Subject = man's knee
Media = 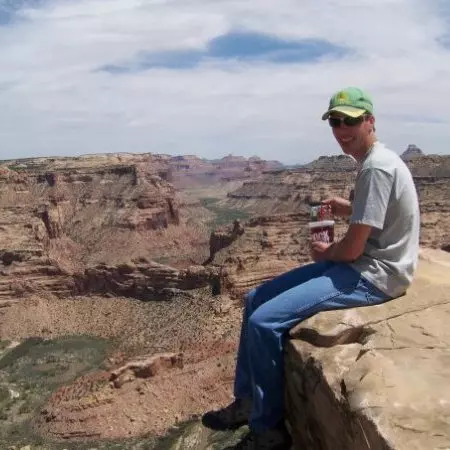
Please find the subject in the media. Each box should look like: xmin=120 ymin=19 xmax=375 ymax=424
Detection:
xmin=248 ymin=307 xmax=270 ymax=331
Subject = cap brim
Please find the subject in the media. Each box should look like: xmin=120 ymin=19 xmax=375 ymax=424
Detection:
xmin=321 ymin=106 xmax=366 ymax=120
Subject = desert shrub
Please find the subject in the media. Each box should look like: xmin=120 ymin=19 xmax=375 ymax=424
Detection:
xmin=0 ymin=386 xmax=9 ymax=403
xmin=199 ymin=198 xmax=251 ymax=228
xmin=18 ymin=401 xmax=33 ymax=414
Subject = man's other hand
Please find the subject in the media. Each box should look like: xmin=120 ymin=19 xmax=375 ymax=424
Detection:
xmin=310 ymin=240 xmax=332 ymax=262
xmin=322 ymin=197 xmax=352 ymax=217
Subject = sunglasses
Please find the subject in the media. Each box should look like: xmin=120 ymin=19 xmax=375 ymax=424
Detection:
xmin=328 ymin=115 xmax=366 ymax=128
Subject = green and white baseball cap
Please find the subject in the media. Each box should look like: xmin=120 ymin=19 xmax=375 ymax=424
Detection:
xmin=322 ymin=87 xmax=374 ymax=120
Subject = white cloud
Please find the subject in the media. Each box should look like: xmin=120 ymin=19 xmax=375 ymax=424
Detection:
xmin=0 ymin=0 xmax=449 ymax=163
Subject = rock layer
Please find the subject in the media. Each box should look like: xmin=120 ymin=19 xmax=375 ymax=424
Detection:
xmin=225 ymin=168 xmax=450 ymax=251
xmin=75 ymin=261 xmax=219 ymax=300
xmin=207 ymin=213 xmax=348 ymax=299
xmin=0 ymin=158 xmax=208 ymax=304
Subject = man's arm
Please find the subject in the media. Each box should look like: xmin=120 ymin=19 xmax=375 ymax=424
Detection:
xmin=328 ymin=223 xmax=372 ymax=261
xmin=322 ymin=197 xmax=352 ymax=218
xmin=330 ymin=168 xmax=393 ymax=260
xmin=313 ymin=168 xmax=393 ymax=263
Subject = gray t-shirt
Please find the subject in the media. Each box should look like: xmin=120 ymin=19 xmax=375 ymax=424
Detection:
xmin=350 ymin=141 xmax=420 ymax=297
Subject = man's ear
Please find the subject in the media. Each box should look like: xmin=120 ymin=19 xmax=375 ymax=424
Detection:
xmin=367 ymin=114 xmax=376 ymax=133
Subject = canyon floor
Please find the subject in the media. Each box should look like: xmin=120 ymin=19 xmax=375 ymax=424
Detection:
xmin=0 ymin=162 xmax=252 ymax=449
xmin=0 ymin=292 xmax=245 ymax=449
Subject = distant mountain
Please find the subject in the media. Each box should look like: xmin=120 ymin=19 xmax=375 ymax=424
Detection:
xmin=401 ymin=144 xmax=425 ymax=161
xmin=169 ymin=154 xmax=285 ymax=188
xmin=302 ymin=154 xmax=356 ymax=171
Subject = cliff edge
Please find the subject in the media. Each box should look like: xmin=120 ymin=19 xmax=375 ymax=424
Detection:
xmin=285 ymin=249 xmax=450 ymax=450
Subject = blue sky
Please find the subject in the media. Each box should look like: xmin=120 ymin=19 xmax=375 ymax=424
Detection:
xmin=0 ymin=0 xmax=450 ymax=163
xmin=101 ymin=32 xmax=346 ymax=72
xmin=436 ymin=0 xmax=450 ymax=48
xmin=0 ymin=0 xmax=45 ymax=25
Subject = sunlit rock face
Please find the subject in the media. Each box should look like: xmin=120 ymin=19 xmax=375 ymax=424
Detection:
xmin=285 ymin=251 xmax=450 ymax=450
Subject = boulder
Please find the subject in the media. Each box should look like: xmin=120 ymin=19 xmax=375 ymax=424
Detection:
xmin=110 ymin=353 xmax=184 ymax=388
xmin=285 ymin=252 xmax=450 ymax=449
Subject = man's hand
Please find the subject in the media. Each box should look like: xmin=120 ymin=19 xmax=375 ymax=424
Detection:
xmin=322 ymin=197 xmax=352 ymax=218
xmin=310 ymin=223 xmax=372 ymax=263
xmin=310 ymin=240 xmax=332 ymax=262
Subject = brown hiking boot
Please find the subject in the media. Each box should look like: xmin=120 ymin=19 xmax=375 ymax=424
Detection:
xmin=201 ymin=398 xmax=251 ymax=430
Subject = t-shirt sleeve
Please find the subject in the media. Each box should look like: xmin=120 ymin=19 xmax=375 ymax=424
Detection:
xmin=350 ymin=168 xmax=393 ymax=229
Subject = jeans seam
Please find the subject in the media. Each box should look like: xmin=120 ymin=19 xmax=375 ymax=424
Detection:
xmin=297 ymin=286 xmax=349 ymax=316
xmin=358 ymin=277 xmax=373 ymax=303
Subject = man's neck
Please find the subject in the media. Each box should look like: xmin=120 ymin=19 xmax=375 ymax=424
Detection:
xmin=353 ymin=136 xmax=378 ymax=162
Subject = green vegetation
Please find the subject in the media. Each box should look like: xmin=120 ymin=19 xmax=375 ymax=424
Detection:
xmin=0 ymin=335 xmax=112 ymax=448
xmin=6 ymin=165 xmax=22 ymax=172
xmin=0 ymin=336 xmax=243 ymax=449
xmin=200 ymin=197 xmax=250 ymax=228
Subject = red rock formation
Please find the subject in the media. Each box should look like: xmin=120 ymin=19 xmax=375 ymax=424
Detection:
xmin=110 ymin=353 xmax=184 ymax=388
xmin=168 ymin=154 xmax=284 ymax=189
xmin=205 ymin=213 xmax=348 ymax=299
xmin=206 ymin=220 xmax=245 ymax=264
xmin=74 ymin=261 xmax=219 ymax=300
xmin=225 ymin=170 xmax=355 ymax=215
xmin=0 ymin=156 xmax=204 ymax=305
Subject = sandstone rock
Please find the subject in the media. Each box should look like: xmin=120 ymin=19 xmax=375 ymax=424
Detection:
xmin=285 ymin=252 xmax=450 ymax=450
xmin=0 ymin=155 xmax=200 ymax=305
xmin=211 ymin=295 xmax=233 ymax=316
xmin=405 ymin=155 xmax=450 ymax=177
xmin=169 ymin=153 xmax=283 ymax=189
xmin=304 ymin=154 xmax=357 ymax=171
xmin=225 ymin=169 xmax=356 ymax=216
xmin=110 ymin=353 xmax=184 ymax=388
xmin=415 ymin=177 xmax=450 ymax=250
xmin=224 ymin=165 xmax=450 ymax=252
xmin=206 ymin=213 xmax=349 ymax=299
xmin=206 ymin=220 xmax=244 ymax=264
xmin=75 ymin=261 xmax=219 ymax=300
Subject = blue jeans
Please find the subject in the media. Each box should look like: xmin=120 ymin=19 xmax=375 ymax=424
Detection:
xmin=233 ymin=261 xmax=392 ymax=432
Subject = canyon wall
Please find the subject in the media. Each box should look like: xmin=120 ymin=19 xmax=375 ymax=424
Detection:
xmin=0 ymin=158 xmax=202 ymax=307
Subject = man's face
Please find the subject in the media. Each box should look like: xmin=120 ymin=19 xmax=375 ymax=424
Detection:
xmin=329 ymin=113 xmax=375 ymax=156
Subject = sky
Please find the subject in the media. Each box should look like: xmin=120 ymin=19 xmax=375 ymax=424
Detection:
xmin=1 ymin=0 xmax=450 ymax=164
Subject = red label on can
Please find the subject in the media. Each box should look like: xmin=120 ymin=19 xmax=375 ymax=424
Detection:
xmin=310 ymin=225 xmax=334 ymax=243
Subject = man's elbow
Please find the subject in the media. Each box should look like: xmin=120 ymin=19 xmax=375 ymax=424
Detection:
xmin=343 ymin=242 xmax=364 ymax=262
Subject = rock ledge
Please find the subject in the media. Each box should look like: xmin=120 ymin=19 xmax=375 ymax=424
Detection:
xmin=285 ymin=251 xmax=450 ymax=450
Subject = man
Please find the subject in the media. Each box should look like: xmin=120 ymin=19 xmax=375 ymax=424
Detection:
xmin=202 ymin=87 xmax=420 ymax=449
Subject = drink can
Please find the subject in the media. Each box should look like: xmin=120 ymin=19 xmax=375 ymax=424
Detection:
xmin=308 ymin=220 xmax=335 ymax=244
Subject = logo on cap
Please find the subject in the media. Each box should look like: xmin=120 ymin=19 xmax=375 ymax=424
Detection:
xmin=336 ymin=91 xmax=349 ymax=104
